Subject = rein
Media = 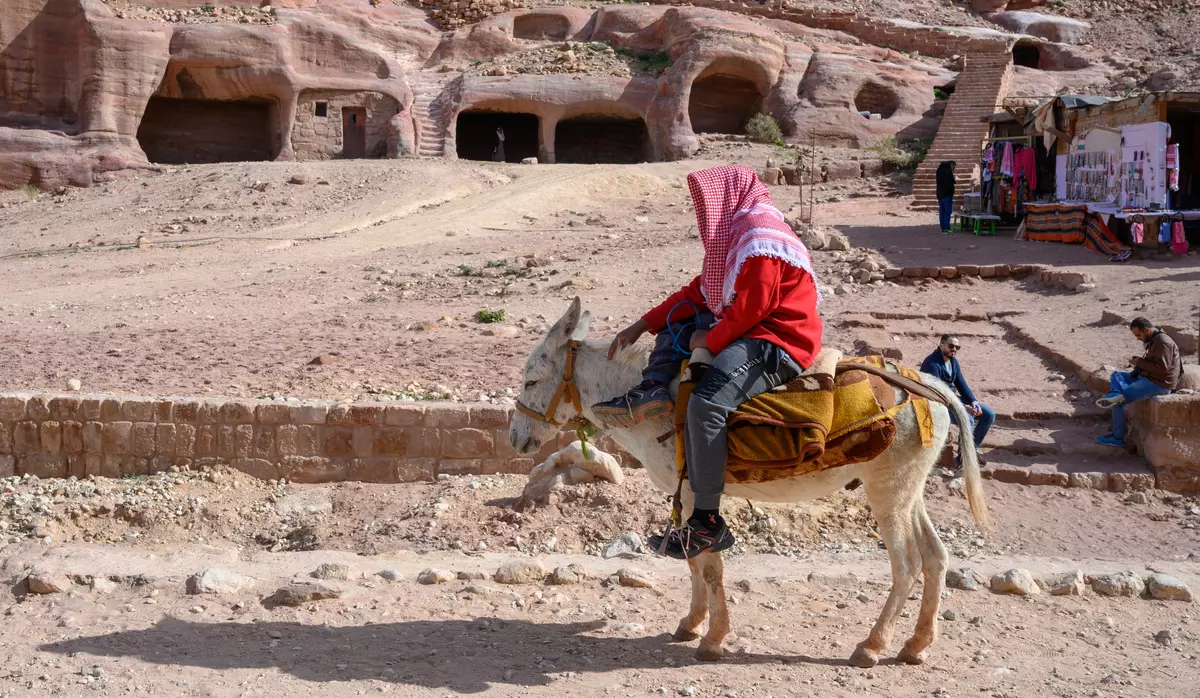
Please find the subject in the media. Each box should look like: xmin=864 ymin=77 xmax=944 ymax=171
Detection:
xmin=514 ymin=339 xmax=597 ymax=453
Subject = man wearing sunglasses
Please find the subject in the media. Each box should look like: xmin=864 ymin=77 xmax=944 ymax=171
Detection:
xmin=920 ymin=334 xmax=994 ymax=471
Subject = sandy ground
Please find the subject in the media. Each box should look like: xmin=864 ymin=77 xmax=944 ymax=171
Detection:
xmin=3 ymin=153 xmax=1200 ymax=696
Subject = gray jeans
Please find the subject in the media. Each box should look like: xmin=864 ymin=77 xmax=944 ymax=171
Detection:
xmin=643 ymin=314 xmax=802 ymax=511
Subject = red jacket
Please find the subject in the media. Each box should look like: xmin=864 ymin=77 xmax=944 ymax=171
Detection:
xmin=641 ymin=257 xmax=822 ymax=370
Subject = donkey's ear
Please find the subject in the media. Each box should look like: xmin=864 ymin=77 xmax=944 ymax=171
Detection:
xmin=548 ymin=296 xmax=583 ymax=341
xmin=569 ymin=310 xmax=593 ymax=343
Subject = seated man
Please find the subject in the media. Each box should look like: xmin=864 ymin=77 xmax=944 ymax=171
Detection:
xmin=1096 ymin=317 xmax=1182 ymax=447
xmin=920 ymin=334 xmax=994 ymax=468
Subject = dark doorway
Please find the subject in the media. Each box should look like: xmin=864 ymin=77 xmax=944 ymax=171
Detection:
xmin=1167 ymin=106 xmax=1200 ymax=211
xmin=555 ymin=117 xmax=650 ymax=164
xmin=456 ymin=111 xmax=539 ymax=162
xmin=854 ymin=83 xmax=900 ymax=118
xmin=137 ymin=97 xmax=273 ymax=164
xmin=342 ymin=107 xmax=367 ymax=158
xmin=512 ymin=13 xmax=570 ymax=41
xmin=1012 ymin=41 xmax=1041 ymax=69
xmin=689 ymin=73 xmax=762 ymax=134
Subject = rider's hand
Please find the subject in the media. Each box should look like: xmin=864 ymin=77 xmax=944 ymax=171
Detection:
xmin=608 ymin=318 xmax=650 ymax=360
xmin=689 ymin=329 xmax=709 ymax=352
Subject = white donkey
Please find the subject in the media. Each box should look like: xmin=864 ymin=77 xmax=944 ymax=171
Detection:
xmin=510 ymin=298 xmax=988 ymax=667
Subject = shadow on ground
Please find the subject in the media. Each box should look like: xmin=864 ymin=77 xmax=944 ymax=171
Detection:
xmin=40 ymin=617 xmax=848 ymax=692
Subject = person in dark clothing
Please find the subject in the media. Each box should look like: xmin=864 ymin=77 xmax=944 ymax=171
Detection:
xmin=935 ymin=160 xmax=957 ymax=234
xmin=1096 ymin=317 xmax=1182 ymax=447
xmin=920 ymin=333 xmax=993 ymax=469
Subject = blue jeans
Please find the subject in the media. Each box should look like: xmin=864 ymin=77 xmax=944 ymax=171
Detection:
xmin=949 ymin=402 xmax=995 ymax=461
xmin=1107 ymin=371 xmax=1171 ymax=440
xmin=938 ymin=196 xmax=954 ymax=232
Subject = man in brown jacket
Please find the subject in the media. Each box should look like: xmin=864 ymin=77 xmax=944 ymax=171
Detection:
xmin=1096 ymin=317 xmax=1181 ymax=447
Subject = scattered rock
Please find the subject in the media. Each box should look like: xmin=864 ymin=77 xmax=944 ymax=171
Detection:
xmin=735 ymin=579 xmax=752 ymax=593
xmin=617 ymin=567 xmax=654 ymax=589
xmin=66 ymin=379 xmax=82 ymax=392
xmin=274 ymin=491 xmax=333 ymax=516
xmin=1145 ymin=573 xmax=1193 ymax=602
xmin=457 ymin=571 xmax=487 ymax=581
xmin=271 ymin=580 xmax=342 ymax=606
xmin=990 ymin=569 xmax=1040 ymax=596
xmin=941 ymin=609 xmax=957 ymax=621
xmin=417 ymin=568 xmax=455 ymax=585
xmin=550 ymin=564 xmax=586 ymax=585
xmin=1154 ymin=629 xmax=1175 ymax=646
xmin=1124 ymin=492 xmax=1149 ymax=505
xmin=1090 ymin=571 xmax=1145 ymax=597
xmin=288 ymin=174 xmax=309 ymax=185
xmin=91 ymin=577 xmax=119 ymax=594
xmin=309 ymin=354 xmax=342 ymax=366
xmin=494 ymin=560 xmax=548 ymax=585
xmin=27 ymin=569 xmax=72 ymax=595
xmin=826 ymin=232 xmax=852 ymax=251
xmin=377 ymin=569 xmax=402 ymax=582
xmin=602 ymin=532 xmax=644 ymax=559
xmin=1042 ymin=570 xmax=1085 ymax=596
xmin=310 ymin=563 xmax=353 ymax=581
xmin=188 ymin=569 xmax=256 ymax=595
xmin=520 ymin=157 xmax=538 ymax=165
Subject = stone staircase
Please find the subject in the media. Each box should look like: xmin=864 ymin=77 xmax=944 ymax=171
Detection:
xmin=911 ymin=53 xmax=1013 ymax=211
xmin=409 ymin=73 xmax=459 ymax=158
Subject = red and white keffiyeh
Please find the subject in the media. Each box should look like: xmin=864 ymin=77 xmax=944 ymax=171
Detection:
xmin=687 ymin=165 xmax=819 ymax=318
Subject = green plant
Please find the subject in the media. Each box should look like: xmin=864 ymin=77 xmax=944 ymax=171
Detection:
xmin=745 ymin=113 xmax=783 ymax=144
xmin=476 ymin=307 xmax=506 ymax=323
xmin=200 ymin=4 xmax=215 ymax=14
xmin=485 ymin=259 xmax=507 ymax=268
xmin=611 ymin=45 xmax=672 ymax=76
xmin=457 ymin=264 xmax=480 ymax=276
xmin=934 ymin=87 xmax=950 ymax=101
xmin=22 ymin=184 xmax=40 ymax=201
xmin=866 ymin=137 xmax=933 ymax=170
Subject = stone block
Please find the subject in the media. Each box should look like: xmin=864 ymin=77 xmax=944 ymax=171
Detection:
xmin=234 ymin=425 xmax=254 ymax=457
xmin=176 ymin=424 xmax=196 ymax=456
xmin=277 ymin=424 xmax=299 ymax=456
xmin=470 ymin=405 xmax=511 ymax=428
xmin=1147 ymin=395 xmax=1200 ymax=427
xmin=197 ymin=400 xmax=222 ymax=424
xmin=861 ymin=159 xmax=884 ymax=177
xmin=132 ymin=422 xmax=156 ymax=457
xmin=1068 ymin=471 xmax=1107 ymax=490
xmin=0 ymin=455 xmax=13 ymax=478
xmin=395 ymin=457 xmax=437 ymax=482
xmin=26 ymin=396 xmax=51 ymax=420
xmin=154 ymin=424 xmax=176 ymax=456
xmin=79 ymin=398 xmax=102 ymax=421
xmin=424 ymin=404 xmax=470 ymax=427
xmin=903 ymin=266 xmax=938 ymax=278
xmin=1027 ymin=471 xmax=1068 ymax=487
xmin=328 ymin=404 xmax=383 ymax=427
xmin=154 ymin=400 xmax=173 ymax=422
xmin=1010 ymin=264 xmax=1037 ymax=278
xmin=0 ymin=424 xmax=10 ymax=454
xmin=216 ymin=425 xmax=236 ymax=457
xmin=957 ymin=264 xmax=980 ymax=277
xmin=280 ymin=456 xmax=346 ymax=483
xmin=823 ymin=160 xmax=861 ymax=181
xmin=438 ymin=458 xmax=482 ymax=476
xmin=441 ymin=428 xmax=493 ymax=458
xmin=196 ymin=425 xmax=217 ymax=456
xmin=349 ymin=458 xmax=402 ymax=483
xmin=172 ymin=400 xmax=200 ymax=422
xmin=22 ymin=454 xmax=66 ymax=478
xmin=0 ymin=396 xmax=27 ymax=421
xmin=61 ymin=422 xmax=83 ymax=454
xmin=978 ymin=265 xmax=997 ymax=278
xmin=48 ymin=397 xmax=80 ymax=421
xmin=256 ymin=403 xmax=290 ymax=424
xmin=100 ymin=398 xmax=122 ymax=421
xmin=324 ymin=426 xmax=354 ymax=457
xmin=220 ymin=400 xmax=256 ymax=424
xmin=65 ymin=456 xmax=84 ymax=478
xmin=986 ymin=463 xmax=1029 ymax=485
xmin=100 ymin=455 xmax=122 ymax=478
xmin=231 ymin=458 xmax=279 ymax=481
xmin=353 ymin=427 xmax=373 ymax=457
xmin=993 ymin=264 xmax=1011 ymax=279
xmin=382 ymin=404 xmax=425 ymax=426
xmin=82 ymin=422 xmax=103 ymax=453
xmin=939 ymin=266 xmax=959 ymax=279
xmin=121 ymin=398 xmax=155 ymax=422
xmin=298 ymin=425 xmax=320 ymax=456
xmin=253 ymin=426 xmax=276 ymax=459
xmin=373 ymin=428 xmax=409 ymax=457
xmin=294 ymin=404 xmax=330 ymax=425
xmin=40 ymin=421 xmax=62 ymax=454
xmin=883 ymin=267 xmax=903 ymax=279
xmin=14 ymin=422 xmax=41 ymax=454
xmin=102 ymin=422 xmax=132 ymax=455
xmin=485 ymin=457 xmax=536 ymax=475
xmin=493 ymin=429 xmax=520 ymax=458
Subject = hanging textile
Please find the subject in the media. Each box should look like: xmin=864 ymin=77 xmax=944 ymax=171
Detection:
xmin=1000 ymin=143 xmax=1015 ymax=177
xmin=1013 ymin=147 xmax=1037 ymax=191
xmin=1159 ymin=220 xmax=1172 ymax=244
xmin=1083 ymin=213 xmax=1132 ymax=262
xmin=1131 ymin=219 xmax=1145 ymax=244
xmin=1172 ymin=219 xmax=1189 ymax=255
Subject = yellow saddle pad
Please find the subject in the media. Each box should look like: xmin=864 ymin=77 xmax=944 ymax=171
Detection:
xmin=674 ymin=355 xmax=935 ymax=485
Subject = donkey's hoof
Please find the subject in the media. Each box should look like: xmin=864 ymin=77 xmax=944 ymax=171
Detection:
xmin=695 ymin=644 xmax=724 ymax=662
xmin=897 ymin=646 xmax=927 ymax=666
xmin=848 ymin=645 xmax=880 ymax=668
xmin=672 ymin=626 xmax=702 ymax=642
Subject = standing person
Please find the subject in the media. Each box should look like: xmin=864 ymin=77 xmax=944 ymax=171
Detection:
xmin=1096 ymin=317 xmax=1182 ymax=447
xmin=920 ymin=334 xmax=994 ymax=469
xmin=936 ymin=160 xmax=957 ymax=234
xmin=492 ymin=127 xmax=506 ymax=162
xmin=591 ymin=165 xmax=823 ymax=559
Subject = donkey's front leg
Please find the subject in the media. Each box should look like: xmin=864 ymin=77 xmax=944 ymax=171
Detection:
xmin=695 ymin=551 xmax=729 ymax=661
xmin=673 ymin=556 xmax=708 ymax=642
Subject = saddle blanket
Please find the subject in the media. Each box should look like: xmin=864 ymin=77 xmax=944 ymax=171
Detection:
xmin=674 ymin=352 xmax=936 ymax=485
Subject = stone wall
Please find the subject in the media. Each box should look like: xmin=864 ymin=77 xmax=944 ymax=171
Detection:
xmin=1128 ymin=394 xmax=1200 ymax=494
xmin=418 ymin=0 xmax=530 ymax=29
xmin=292 ymin=91 xmax=400 ymax=160
xmin=0 ymin=393 xmax=634 ymax=483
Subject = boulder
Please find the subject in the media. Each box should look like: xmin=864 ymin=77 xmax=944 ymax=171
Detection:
xmin=946 ymin=567 xmax=983 ymax=591
xmin=602 ymin=532 xmax=645 ymax=559
xmin=990 ymin=569 xmax=1040 ymax=596
xmin=550 ymin=564 xmax=587 ymax=585
xmin=271 ymin=580 xmax=343 ymax=606
xmin=1040 ymin=570 xmax=1085 ymax=596
xmin=417 ymin=568 xmax=455 ymax=585
xmin=188 ymin=569 xmax=256 ymax=595
xmin=826 ymin=232 xmax=852 ymax=251
xmin=310 ymin=563 xmax=353 ymax=581
xmin=617 ymin=567 xmax=654 ymax=589
xmin=1089 ymin=570 xmax=1145 ymax=597
xmin=494 ymin=559 xmax=548 ymax=585
xmin=984 ymin=11 xmax=1090 ymax=44
xmin=27 ymin=569 xmax=72 ymax=595
xmin=1145 ymin=573 xmax=1193 ymax=602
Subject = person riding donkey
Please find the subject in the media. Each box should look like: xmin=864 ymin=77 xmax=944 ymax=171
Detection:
xmin=591 ymin=165 xmax=823 ymax=559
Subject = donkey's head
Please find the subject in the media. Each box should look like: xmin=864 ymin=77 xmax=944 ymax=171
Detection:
xmin=509 ymin=297 xmax=592 ymax=455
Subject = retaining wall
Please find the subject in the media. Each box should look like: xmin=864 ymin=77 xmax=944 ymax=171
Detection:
xmin=0 ymin=393 xmax=633 ymax=483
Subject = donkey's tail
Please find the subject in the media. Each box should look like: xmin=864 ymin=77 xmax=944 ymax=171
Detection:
xmin=926 ymin=377 xmax=990 ymax=532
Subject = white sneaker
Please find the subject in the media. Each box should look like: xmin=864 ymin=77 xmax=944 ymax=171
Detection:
xmin=1095 ymin=394 xmax=1126 ymax=409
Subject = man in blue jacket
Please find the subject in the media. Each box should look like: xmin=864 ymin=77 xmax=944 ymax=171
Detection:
xmin=920 ymin=334 xmax=994 ymax=468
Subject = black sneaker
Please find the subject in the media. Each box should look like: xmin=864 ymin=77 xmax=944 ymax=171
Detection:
xmin=591 ymin=382 xmax=673 ymax=429
xmin=647 ymin=518 xmax=735 ymax=560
